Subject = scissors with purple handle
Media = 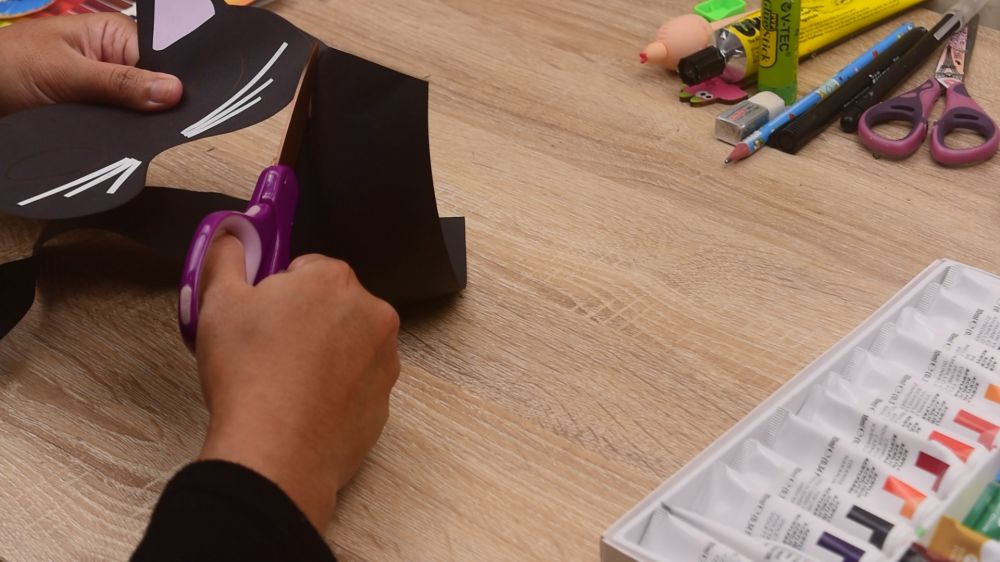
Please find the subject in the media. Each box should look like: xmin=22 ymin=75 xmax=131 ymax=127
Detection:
xmin=859 ymin=18 xmax=998 ymax=166
xmin=178 ymin=165 xmax=299 ymax=349
xmin=178 ymin=43 xmax=317 ymax=350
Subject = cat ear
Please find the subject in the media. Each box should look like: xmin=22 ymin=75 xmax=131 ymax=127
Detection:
xmin=136 ymin=0 xmax=222 ymax=56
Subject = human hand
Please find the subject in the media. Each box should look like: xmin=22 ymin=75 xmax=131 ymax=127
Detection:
xmin=0 ymin=13 xmax=182 ymax=116
xmin=194 ymin=235 xmax=401 ymax=531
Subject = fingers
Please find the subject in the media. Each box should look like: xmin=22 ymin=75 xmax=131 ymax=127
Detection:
xmin=72 ymin=59 xmax=182 ymax=111
xmin=201 ymin=234 xmax=251 ymax=298
xmin=287 ymin=253 xmax=333 ymax=272
xmin=91 ymin=13 xmax=142 ymax=66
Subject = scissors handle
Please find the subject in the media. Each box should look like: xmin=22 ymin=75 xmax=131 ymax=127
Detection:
xmin=929 ymin=83 xmax=1000 ymax=167
xmin=858 ymin=78 xmax=942 ymax=159
xmin=178 ymin=165 xmax=299 ymax=350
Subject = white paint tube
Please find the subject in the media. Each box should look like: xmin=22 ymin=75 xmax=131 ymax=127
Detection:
xmin=667 ymin=505 xmax=826 ymax=561
xmin=844 ymin=347 xmax=1000 ymax=450
xmin=798 ymin=384 xmax=971 ymax=490
xmin=887 ymin=267 xmax=1000 ymax=379
xmin=761 ymin=408 xmax=941 ymax=524
xmin=938 ymin=265 xmax=1000 ymax=312
xmin=639 ymin=504 xmax=754 ymax=562
xmin=916 ymin=275 xmax=1000 ymax=360
xmin=731 ymin=439 xmax=917 ymax=554
xmin=896 ymin=304 xmax=1000 ymax=378
xmin=869 ymin=322 xmax=1000 ymax=421
xmin=688 ymin=463 xmax=887 ymax=562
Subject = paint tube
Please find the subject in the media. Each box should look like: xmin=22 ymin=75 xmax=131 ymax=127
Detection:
xmin=798 ymin=384 xmax=974 ymax=477
xmin=731 ymin=439 xmax=916 ymax=553
xmin=639 ymin=504 xmax=754 ymax=561
xmin=690 ymin=463 xmax=887 ymax=562
xmin=761 ymin=408 xmax=941 ymax=523
xmin=965 ymin=477 xmax=1000 ymax=540
xmin=896 ymin=303 xmax=1000 ymax=377
xmin=818 ymin=374 xmax=986 ymax=466
xmin=928 ymin=517 xmax=1000 ymax=562
xmin=900 ymin=269 xmax=1000 ymax=371
xmin=939 ymin=265 xmax=1000 ymax=311
xmin=869 ymin=322 xmax=1000 ymax=418
xmin=668 ymin=505 xmax=826 ymax=562
xmin=765 ymin=402 xmax=964 ymax=496
xmin=902 ymin=544 xmax=952 ymax=561
xmin=678 ymin=0 xmax=926 ymax=84
xmin=844 ymin=347 xmax=1000 ymax=450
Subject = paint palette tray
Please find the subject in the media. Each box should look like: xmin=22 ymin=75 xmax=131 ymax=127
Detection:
xmin=601 ymin=259 xmax=1000 ymax=562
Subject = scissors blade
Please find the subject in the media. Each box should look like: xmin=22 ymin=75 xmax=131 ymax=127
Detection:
xmin=276 ymin=41 xmax=319 ymax=167
xmin=935 ymin=17 xmax=978 ymax=88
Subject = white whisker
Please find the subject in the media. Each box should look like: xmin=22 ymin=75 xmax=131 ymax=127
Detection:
xmin=18 ymin=158 xmax=136 ymax=206
xmin=184 ymin=97 xmax=263 ymax=139
xmin=181 ymin=42 xmax=287 ymax=136
xmin=182 ymin=78 xmax=274 ymax=138
xmin=106 ymin=159 xmax=143 ymax=195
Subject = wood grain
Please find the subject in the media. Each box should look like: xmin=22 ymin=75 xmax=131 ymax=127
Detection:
xmin=2 ymin=1 xmax=1000 ymax=560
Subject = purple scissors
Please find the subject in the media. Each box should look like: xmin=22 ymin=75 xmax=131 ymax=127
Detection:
xmin=859 ymin=18 xmax=998 ymax=167
xmin=178 ymin=43 xmax=316 ymax=350
xmin=178 ymin=165 xmax=298 ymax=349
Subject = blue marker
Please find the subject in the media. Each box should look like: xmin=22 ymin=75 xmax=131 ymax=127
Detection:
xmin=725 ymin=22 xmax=917 ymax=164
xmin=0 ymin=0 xmax=55 ymax=18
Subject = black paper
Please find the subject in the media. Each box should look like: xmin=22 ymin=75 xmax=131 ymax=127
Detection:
xmin=0 ymin=2 xmax=467 ymax=342
xmin=293 ymin=47 xmax=467 ymax=304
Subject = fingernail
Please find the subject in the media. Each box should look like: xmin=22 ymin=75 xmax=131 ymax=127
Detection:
xmin=149 ymin=77 xmax=178 ymax=105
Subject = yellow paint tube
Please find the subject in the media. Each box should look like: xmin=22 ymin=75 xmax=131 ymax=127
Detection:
xmin=928 ymin=516 xmax=1000 ymax=561
xmin=678 ymin=0 xmax=927 ymax=85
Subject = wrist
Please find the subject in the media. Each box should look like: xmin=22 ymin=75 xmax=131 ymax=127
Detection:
xmin=199 ymin=410 xmax=339 ymax=531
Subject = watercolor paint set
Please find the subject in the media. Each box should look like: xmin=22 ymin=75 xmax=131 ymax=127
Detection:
xmin=602 ymin=260 xmax=1000 ymax=562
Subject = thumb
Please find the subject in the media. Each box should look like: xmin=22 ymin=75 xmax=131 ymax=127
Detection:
xmin=73 ymin=59 xmax=182 ymax=111
xmin=201 ymin=234 xmax=251 ymax=301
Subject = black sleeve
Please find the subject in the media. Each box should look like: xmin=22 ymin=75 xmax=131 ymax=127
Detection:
xmin=132 ymin=460 xmax=337 ymax=561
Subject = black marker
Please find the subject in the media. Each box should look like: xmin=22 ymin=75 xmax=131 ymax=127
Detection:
xmin=840 ymin=0 xmax=986 ymax=133
xmin=770 ymin=26 xmax=926 ymax=154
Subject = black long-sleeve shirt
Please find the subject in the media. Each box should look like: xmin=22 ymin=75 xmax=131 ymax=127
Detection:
xmin=132 ymin=460 xmax=337 ymax=561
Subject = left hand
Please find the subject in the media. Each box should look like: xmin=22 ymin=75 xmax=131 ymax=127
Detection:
xmin=0 ymin=13 xmax=183 ymax=116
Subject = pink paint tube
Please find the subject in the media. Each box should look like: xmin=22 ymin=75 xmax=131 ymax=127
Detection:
xmin=869 ymin=322 xmax=1000 ymax=419
xmin=689 ymin=465 xmax=886 ymax=562
xmin=817 ymin=375 xmax=986 ymax=466
xmin=798 ymin=384 xmax=974 ymax=477
xmin=844 ymin=348 xmax=1000 ymax=450
xmin=762 ymin=408 xmax=941 ymax=524
xmin=731 ymin=439 xmax=916 ymax=554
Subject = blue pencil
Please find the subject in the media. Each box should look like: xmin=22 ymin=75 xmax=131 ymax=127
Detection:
xmin=725 ymin=22 xmax=916 ymax=164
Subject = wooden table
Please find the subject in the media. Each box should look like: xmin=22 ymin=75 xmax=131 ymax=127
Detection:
xmin=2 ymin=1 xmax=999 ymax=560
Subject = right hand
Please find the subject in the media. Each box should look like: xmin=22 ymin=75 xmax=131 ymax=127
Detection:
xmin=194 ymin=235 xmax=401 ymax=531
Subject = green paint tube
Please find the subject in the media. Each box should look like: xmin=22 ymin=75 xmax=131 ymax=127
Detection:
xmin=759 ymin=0 xmax=801 ymax=104
xmin=964 ymin=476 xmax=1000 ymax=540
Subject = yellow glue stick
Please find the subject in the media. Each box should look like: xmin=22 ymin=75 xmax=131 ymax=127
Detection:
xmin=678 ymin=0 xmax=926 ymax=85
xmin=759 ymin=0 xmax=802 ymax=104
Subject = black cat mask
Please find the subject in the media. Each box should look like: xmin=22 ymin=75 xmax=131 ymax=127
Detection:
xmin=0 ymin=0 xmax=313 ymax=219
